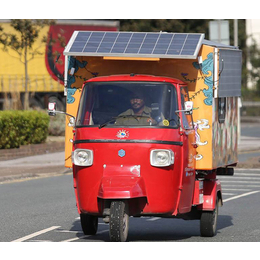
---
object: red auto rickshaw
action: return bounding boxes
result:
[61,74,222,241]
[49,31,242,241]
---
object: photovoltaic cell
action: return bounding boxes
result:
[64,31,204,59]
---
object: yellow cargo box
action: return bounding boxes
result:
[63,31,242,170]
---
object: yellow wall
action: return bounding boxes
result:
[0,23,63,92]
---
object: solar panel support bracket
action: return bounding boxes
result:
[103,56,160,61]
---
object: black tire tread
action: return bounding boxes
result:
[80,214,98,235]
[200,198,219,237]
[109,201,129,242]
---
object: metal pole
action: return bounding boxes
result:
[218,19,221,43]
[234,19,238,47]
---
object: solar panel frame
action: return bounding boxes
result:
[64,31,205,59]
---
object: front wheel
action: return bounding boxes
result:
[80,214,98,235]
[109,201,129,242]
[200,197,219,237]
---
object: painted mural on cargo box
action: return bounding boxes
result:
[65,45,238,169]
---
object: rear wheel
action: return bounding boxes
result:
[109,201,129,242]
[200,197,219,237]
[80,214,98,235]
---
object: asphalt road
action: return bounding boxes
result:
[241,122,260,138]
[1,167,260,243]
[239,122,260,162]
[1,121,259,250]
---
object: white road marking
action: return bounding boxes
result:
[235,169,260,172]
[60,229,108,242]
[60,235,88,242]
[28,240,52,242]
[220,176,260,180]
[56,230,83,233]
[147,217,161,221]
[221,188,251,191]
[57,224,108,234]
[223,190,260,203]
[220,180,260,183]
[11,226,61,242]
[221,185,260,188]
[233,173,260,176]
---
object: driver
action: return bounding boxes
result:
[115,91,155,126]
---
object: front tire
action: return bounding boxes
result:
[200,197,219,237]
[109,201,129,242]
[80,214,98,235]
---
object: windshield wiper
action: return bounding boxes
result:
[98,115,150,129]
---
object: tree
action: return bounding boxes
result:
[0,19,55,110]
[119,19,210,37]
[247,37,260,96]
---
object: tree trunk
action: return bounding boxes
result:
[24,44,29,110]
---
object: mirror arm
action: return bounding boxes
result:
[175,109,186,113]
[174,111,182,130]
[48,110,75,120]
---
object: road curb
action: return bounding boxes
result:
[0,141,65,161]
[0,169,72,184]
[241,116,260,123]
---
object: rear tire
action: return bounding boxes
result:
[80,214,98,235]
[200,197,219,237]
[109,201,129,242]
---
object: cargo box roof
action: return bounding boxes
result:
[202,39,238,49]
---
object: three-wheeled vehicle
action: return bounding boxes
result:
[72,74,223,242]
[49,31,242,241]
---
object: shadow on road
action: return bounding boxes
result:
[68,214,233,242]
[217,215,233,230]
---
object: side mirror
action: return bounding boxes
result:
[48,102,56,116]
[48,102,76,127]
[184,101,193,115]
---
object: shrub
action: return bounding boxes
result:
[0,110,49,149]
[48,112,65,136]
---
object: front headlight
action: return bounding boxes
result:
[72,149,93,166]
[150,149,174,167]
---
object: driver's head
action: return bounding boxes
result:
[130,91,145,112]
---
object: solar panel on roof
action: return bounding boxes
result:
[64,31,205,59]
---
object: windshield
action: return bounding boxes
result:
[76,81,178,128]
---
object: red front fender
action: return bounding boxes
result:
[98,176,147,199]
